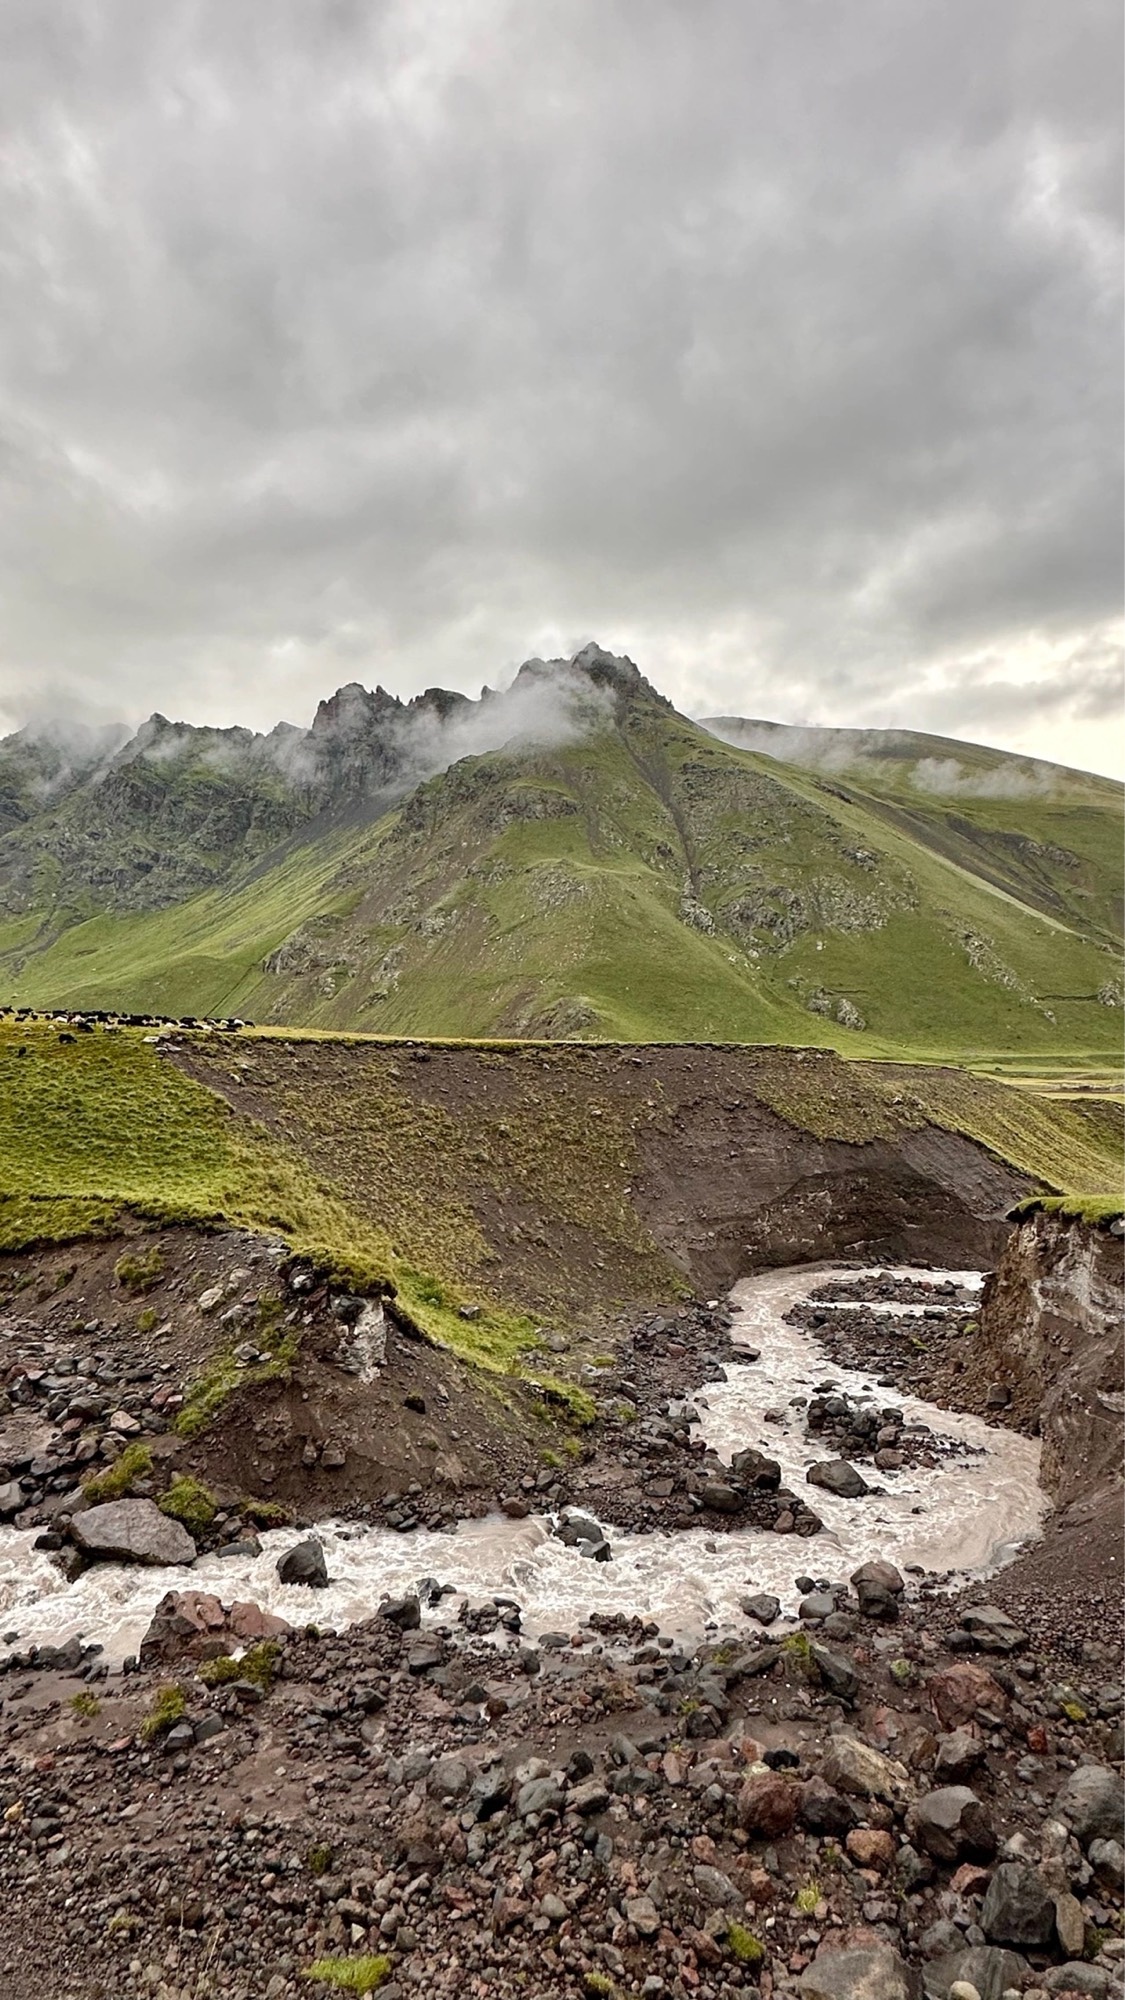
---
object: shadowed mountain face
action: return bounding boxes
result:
[0,646,1120,1056]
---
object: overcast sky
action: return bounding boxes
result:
[0,0,1121,775]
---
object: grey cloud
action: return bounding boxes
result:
[0,0,1119,772]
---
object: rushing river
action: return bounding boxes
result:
[0,1266,1048,1666]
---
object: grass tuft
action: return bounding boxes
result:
[1009,1190,1124,1227]
[82,1442,153,1502]
[175,1327,299,1438]
[140,1683,187,1743]
[198,1641,279,1693]
[114,1243,165,1292]
[240,1496,292,1529]
[157,1474,217,1537]
[303,1958,392,1994]
[728,1921,765,1964]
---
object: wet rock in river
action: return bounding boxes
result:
[741,1591,781,1625]
[71,1499,196,1566]
[276,1536,329,1587]
[731,1444,782,1488]
[807,1457,870,1498]
[852,1557,905,1595]
[554,1510,613,1560]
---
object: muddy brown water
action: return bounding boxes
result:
[0,1266,1047,1665]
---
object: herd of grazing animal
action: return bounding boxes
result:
[2,1005,253,1047]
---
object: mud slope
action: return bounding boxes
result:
[171,1036,1046,1313]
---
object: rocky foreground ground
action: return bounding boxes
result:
[0,1537,1121,2000]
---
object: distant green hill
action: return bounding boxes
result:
[0,648,1120,1059]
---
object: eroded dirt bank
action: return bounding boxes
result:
[975,1211,1124,1513]
[170,1037,1032,1314]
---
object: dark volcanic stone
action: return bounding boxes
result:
[807,1459,870,1499]
[276,1537,329,1588]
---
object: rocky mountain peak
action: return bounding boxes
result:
[308,682,403,737]
[512,641,670,712]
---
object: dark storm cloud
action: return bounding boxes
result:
[0,0,1120,770]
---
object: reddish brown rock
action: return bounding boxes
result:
[846,1828,895,1870]
[139,1590,227,1665]
[927,1660,1009,1731]
[227,1600,292,1642]
[737,1770,799,1837]
[686,1925,724,1968]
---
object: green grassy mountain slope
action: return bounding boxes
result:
[0,650,1120,1059]
[703,716,1124,946]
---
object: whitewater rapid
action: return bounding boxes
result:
[0,1265,1047,1666]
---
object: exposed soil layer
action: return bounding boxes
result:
[170,1037,1030,1317]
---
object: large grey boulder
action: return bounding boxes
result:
[72,1499,196,1566]
[922,1947,1029,2000]
[1089,1836,1125,1891]
[855,1579,901,1621]
[0,1480,25,1518]
[276,1538,329,1588]
[906,1786,996,1862]
[851,1559,905,1595]
[808,1459,870,1499]
[1054,1764,1122,1845]
[799,1946,921,1999]
[980,1861,1056,1946]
